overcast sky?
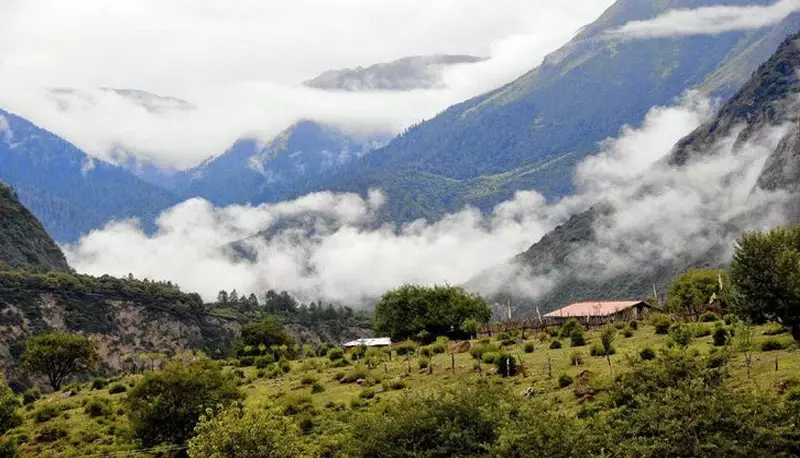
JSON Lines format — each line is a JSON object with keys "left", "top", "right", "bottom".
{"left": 0, "top": 0, "right": 614, "bottom": 168}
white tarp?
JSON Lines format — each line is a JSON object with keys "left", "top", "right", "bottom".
{"left": 342, "top": 337, "right": 392, "bottom": 347}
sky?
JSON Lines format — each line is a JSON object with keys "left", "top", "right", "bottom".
{"left": 0, "top": 0, "right": 615, "bottom": 168}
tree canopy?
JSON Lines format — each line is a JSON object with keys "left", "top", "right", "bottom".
{"left": 730, "top": 225, "right": 800, "bottom": 340}
{"left": 126, "top": 358, "right": 241, "bottom": 448}
{"left": 665, "top": 268, "right": 730, "bottom": 316}
{"left": 237, "top": 317, "right": 295, "bottom": 355}
{"left": 22, "top": 332, "right": 99, "bottom": 390}
{"left": 374, "top": 285, "right": 491, "bottom": 340}
{"left": 0, "top": 374, "right": 20, "bottom": 435}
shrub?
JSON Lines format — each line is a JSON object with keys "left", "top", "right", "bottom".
{"left": 570, "top": 329, "right": 586, "bottom": 347}
{"left": 622, "top": 325, "right": 634, "bottom": 338}
{"left": 327, "top": 348, "right": 345, "bottom": 361}
{"left": 590, "top": 344, "right": 616, "bottom": 357}
{"left": 300, "top": 375, "right": 316, "bottom": 386}
{"left": 712, "top": 325, "right": 730, "bottom": 347}
{"left": 254, "top": 355, "right": 275, "bottom": 369}
{"left": 706, "top": 350, "right": 728, "bottom": 369}
{"left": 482, "top": 352, "right": 500, "bottom": 365}
{"left": 0, "top": 377, "right": 20, "bottom": 436}
{"left": 394, "top": 341, "right": 418, "bottom": 357}
{"left": 559, "top": 318, "right": 583, "bottom": 338}
{"left": 700, "top": 312, "right": 720, "bottom": 322}
{"left": 350, "top": 346, "right": 367, "bottom": 361}
{"left": 359, "top": 389, "right": 376, "bottom": 400}
{"left": 388, "top": 378, "right": 406, "bottom": 390}
{"left": 549, "top": 341, "right": 562, "bottom": 350}
{"left": 91, "top": 378, "right": 108, "bottom": 390}
{"left": 724, "top": 314, "right": 736, "bottom": 325}
{"left": 639, "top": 347, "right": 656, "bottom": 361}
{"left": 22, "top": 389, "right": 40, "bottom": 405}
{"left": 340, "top": 366, "right": 369, "bottom": 384}
{"left": 36, "top": 424, "right": 67, "bottom": 443}
{"left": 34, "top": 405, "right": 58, "bottom": 423}
{"left": 523, "top": 342, "right": 535, "bottom": 353}
{"left": 418, "top": 358, "right": 430, "bottom": 370}
{"left": 668, "top": 323, "right": 693, "bottom": 348}
{"left": 629, "top": 320, "right": 638, "bottom": 330}
{"left": 84, "top": 397, "right": 111, "bottom": 418}
{"left": 693, "top": 324, "right": 712, "bottom": 338}
{"left": 283, "top": 394, "right": 315, "bottom": 416}
{"left": 500, "top": 338, "right": 517, "bottom": 348}
{"left": 763, "top": 323, "right": 787, "bottom": 336}
{"left": 311, "top": 382, "right": 325, "bottom": 394}
{"left": 558, "top": 374, "right": 574, "bottom": 388}
{"left": 108, "top": 384, "right": 127, "bottom": 395}
{"left": 332, "top": 359, "right": 350, "bottom": 368}
{"left": 650, "top": 314, "right": 672, "bottom": 334}
{"left": 569, "top": 350, "right": 584, "bottom": 366}
{"left": 238, "top": 356, "right": 254, "bottom": 367}
{"left": 495, "top": 354, "right": 517, "bottom": 377}
{"left": 279, "top": 359, "right": 292, "bottom": 374}
{"left": 126, "top": 359, "right": 241, "bottom": 447}
{"left": 470, "top": 343, "right": 499, "bottom": 360}
{"left": 761, "top": 339, "right": 790, "bottom": 352}
{"left": 430, "top": 341, "right": 447, "bottom": 355}
{"left": 0, "top": 437, "right": 18, "bottom": 458}
{"left": 419, "top": 347, "right": 433, "bottom": 358}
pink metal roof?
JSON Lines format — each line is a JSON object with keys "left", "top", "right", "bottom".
{"left": 544, "top": 301, "right": 644, "bottom": 318}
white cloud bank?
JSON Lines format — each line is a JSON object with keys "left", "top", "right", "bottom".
{"left": 0, "top": 0, "right": 614, "bottom": 168}
{"left": 609, "top": 0, "right": 800, "bottom": 39}
{"left": 65, "top": 93, "right": 759, "bottom": 306}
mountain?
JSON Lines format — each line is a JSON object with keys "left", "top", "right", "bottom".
{"left": 178, "top": 120, "right": 389, "bottom": 206}
{"left": 474, "top": 26, "right": 800, "bottom": 314}
{"left": 0, "top": 108, "right": 179, "bottom": 242}
{"left": 0, "top": 182, "right": 70, "bottom": 271}
{"left": 298, "top": 0, "right": 800, "bottom": 222}
{"left": 49, "top": 87, "right": 195, "bottom": 114}
{"left": 304, "top": 54, "right": 487, "bottom": 91}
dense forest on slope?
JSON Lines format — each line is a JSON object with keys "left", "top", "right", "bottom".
{"left": 477, "top": 27, "right": 800, "bottom": 315}
{"left": 0, "top": 109, "right": 179, "bottom": 242}
{"left": 0, "top": 184, "right": 69, "bottom": 272}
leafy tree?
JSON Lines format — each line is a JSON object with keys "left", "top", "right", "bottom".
{"left": 666, "top": 269, "right": 730, "bottom": 316}
{"left": 126, "top": 358, "right": 241, "bottom": 447}
{"left": 22, "top": 332, "right": 99, "bottom": 390}
{"left": 374, "top": 285, "right": 491, "bottom": 340}
{"left": 237, "top": 317, "right": 295, "bottom": 357}
{"left": 0, "top": 374, "right": 20, "bottom": 435}
{"left": 460, "top": 317, "right": 479, "bottom": 339}
{"left": 730, "top": 225, "right": 800, "bottom": 341}
{"left": 187, "top": 403, "right": 308, "bottom": 458}
{"left": 600, "top": 324, "right": 616, "bottom": 376}
{"left": 668, "top": 323, "right": 693, "bottom": 349}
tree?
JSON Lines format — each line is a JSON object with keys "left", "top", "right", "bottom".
{"left": 666, "top": 269, "right": 730, "bottom": 317}
{"left": 374, "top": 285, "right": 491, "bottom": 340}
{"left": 22, "top": 332, "right": 99, "bottom": 390}
{"left": 237, "top": 317, "right": 295, "bottom": 357}
{"left": 600, "top": 325, "right": 616, "bottom": 376}
{"left": 126, "top": 358, "right": 240, "bottom": 447}
{"left": 0, "top": 374, "right": 20, "bottom": 435}
{"left": 187, "top": 403, "right": 308, "bottom": 458}
{"left": 730, "top": 225, "right": 800, "bottom": 341}
{"left": 460, "top": 317, "right": 479, "bottom": 339}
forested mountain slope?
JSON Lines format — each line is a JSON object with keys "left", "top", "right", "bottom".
{"left": 300, "top": 0, "right": 800, "bottom": 221}
{"left": 0, "top": 108, "right": 179, "bottom": 242}
{"left": 477, "top": 27, "right": 800, "bottom": 314}
{"left": 0, "top": 183, "right": 69, "bottom": 272}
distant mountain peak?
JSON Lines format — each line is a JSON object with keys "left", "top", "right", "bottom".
{"left": 304, "top": 54, "right": 487, "bottom": 92}
{"left": 48, "top": 87, "right": 195, "bottom": 114}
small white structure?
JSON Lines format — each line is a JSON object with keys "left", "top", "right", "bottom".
{"left": 342, "top": 337, "right": 392, "bottom": 348}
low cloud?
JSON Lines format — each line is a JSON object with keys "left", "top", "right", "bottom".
{"left": 608, "top": 0, "right": 800, "bottom": 39}
{"left": 65, "top": 93, "right": 735, "bottom": 306}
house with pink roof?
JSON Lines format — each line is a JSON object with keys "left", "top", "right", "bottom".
{"left": 544, "top": 300, "right": 652, "bottom": 324}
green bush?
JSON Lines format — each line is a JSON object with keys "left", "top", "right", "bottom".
{"left": 559, "top": 318, "right": 583, "bottom": 338}
{"left": 629, "top": 320, "right": 638, "bottom": 330}
{"left": 36, "top": 424, "right": 67, "bottom": 443}
{"left": 763, "top": 323, "right": 787, "bottom": 336}
{"left": 469, "top": 343, "right": 499, "bottom": 360}
{"left": 388, "top": 378, "right": 406, "bottom": 390}
{"left": 495, "top": 354, "right": 517, "bottom": 377}
{"left": 569, "top": 350, "right": 584, "bottom": 366}
{"left": 84, "top": 397, "right": 111, "bottom": 418}
{"left": 359, "top": 388, "right": 376, "bottom": 400}
{"left": 761, "top": 339, "right": 790, "bottom": 352}
{"left": 558, "top": 374, "right": 574, "bottom": 388}
{"left": 394, "top": 341, "right": 418, "bottom": 357}
{"left": 282, "top": 394, "right": 315, "bottom": 416}
{"left": 639, "top": 347, "right": 656, "bottom": 361}
{"left": 699, "top": 312, "right": 720, "bottom": 322}
{"left": 712, "top": 325, "right": 730, "bottom": 347}
{"left": 590, "top": 344, "right": 616, "bottom": 357}
{"left": 549, "top": 341, "right": 562, "bottom": 350}
{"left": 108, "top": 383, "right": 127, "bottom": 395}
{"left": 668, "top": 323, "right": 693, "bottom": 348}
{"left": 482, "top": 352, "right": 500, "bottom": 365}
{"left": 339, "top": 366, "right": 369, "bottom": 384}
{"left": 311, "top": 382, "right": 325, "bottom": 394}
{"left": 327, "top": 348, "right": 345, "bottom": 361}
{"left": 0, "top": 437, "right": 19, "bottom": 458}
{"left": 693, "top": 324, "right": 712, "bottom": 338}
{"left": 90, "top": 377, "right": 108, "bottom": 390}
{"left": 570, "top": 329, "right": 586, "bottom": 347}
{"left": 650, "top": 314, "right": 672, "bottom": 334}
{"left": 238, "top": 356, "right": 254, "bottom": 367}
{"left": 254, "top": 355, "right": 275, "bottom": 369}
{"left": 418, "top": 358, "right": 430, "bottom": 370}
{"left": 279, "top": 359, "right": 292, "bottom": 374}
{"left": 300, "top": 375, "right": 316, "bottom": 386}
{"left": 430, "top": 341, "right": 447, "bottom": 354}
{"left": 523, "top": 342, "right": 535, "bottom": 353}
{"left": 622, "top": 325, "right": 634, "bottom": 338}
{"left": 419, "top": 346, "right": 433, "bottom": 358}
{"left": 22, "top": 389, "right": 40, "bottom": 405}
{"left": 34, "top": 405, "right": 58, "bottom": 423}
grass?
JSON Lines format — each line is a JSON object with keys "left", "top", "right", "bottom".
{"left": 7, "top": 323, "right": 799, "bottom": 457}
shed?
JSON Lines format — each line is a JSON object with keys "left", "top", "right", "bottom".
{"left": 544, "top": 300, "right": 651, "bottom": 325}
{"left": 342, "top": 337, "right": 392, "bottom": 348}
